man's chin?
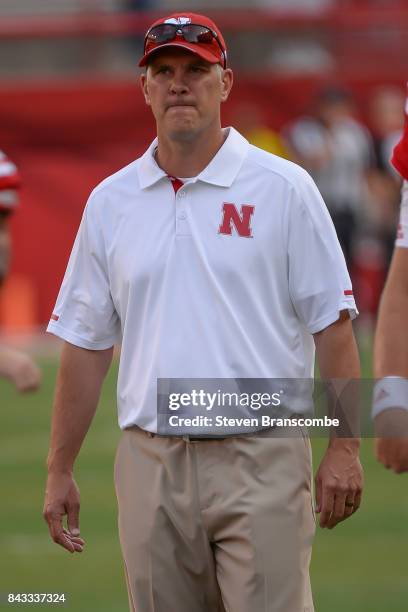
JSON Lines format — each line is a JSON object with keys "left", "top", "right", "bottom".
{"left": 167, "top": 123, "right": 201, "bottom": 143}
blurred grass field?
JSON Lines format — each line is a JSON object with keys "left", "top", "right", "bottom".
{"left": 1, "top": 348, "right": 408, "bottom": 611}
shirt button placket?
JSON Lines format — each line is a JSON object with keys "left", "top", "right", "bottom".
{"left": 176, "top": 189, "right": 190, "bottom": 236}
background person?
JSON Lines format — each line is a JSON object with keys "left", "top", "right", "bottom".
{"left": 373, "top": 84, "right": 408, "bottom": 473}
{"left": 284, "top": 87, "right": 374, "bottom": 266}
{"left": 366, "top": 86, "right": 405, "bottom": 267}
{"left": 0, "top": 150, "right": 41, "bottom": 393}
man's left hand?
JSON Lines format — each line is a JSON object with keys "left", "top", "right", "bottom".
{"left": 315, "top": 439, "right": 363, "bottom": 529}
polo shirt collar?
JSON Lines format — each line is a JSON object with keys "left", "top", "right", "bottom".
{"left": 137, "top": 138, "right": 166, "bottom": 190}
{"left": 198, "top": 127, "right": 249, "bottom": 187}
{"left": 137, "top": 127, "right": 249, "bottom": 190}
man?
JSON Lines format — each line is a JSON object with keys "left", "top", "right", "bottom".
{"left": 43, "top": 12, "right": 363, "bottom": 612}
{"left": 373, "top": 84, "right": 408, "bottom": 473}
{"left": 0, "top": 150, "right": 41, "bottom": 392}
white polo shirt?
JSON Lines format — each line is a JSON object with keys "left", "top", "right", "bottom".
{"left": 47, "top": 127, "right": 357, "bottom": 431}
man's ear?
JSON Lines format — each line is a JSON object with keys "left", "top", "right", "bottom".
{"left": 220, "top": 68, "right": 234, "bottom": 103}
{"left": 140, "top": 72, "right": 151, "bottom": 106}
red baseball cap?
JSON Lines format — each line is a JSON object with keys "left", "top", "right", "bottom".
{"left": 139, "top": 13, "right": 227, "bottom": 68}
{"left": 0, "top": 150, "right": 20, "bottom": 214}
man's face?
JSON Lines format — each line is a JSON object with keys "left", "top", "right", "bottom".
{"left": 140, "top": 48, "right": 233, "bottom": 142}
{"left": 0, "top": 213, "right": 11, "bottom": 286}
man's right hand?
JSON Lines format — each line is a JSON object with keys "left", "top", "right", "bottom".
{"left": 43, "top": 344, "right": 114, "bottom": 554}
{"left": 43, "top": 472, "right": 85, "bottom": 554}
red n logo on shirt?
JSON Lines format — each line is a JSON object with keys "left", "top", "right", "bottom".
{"left": 219, "top": 203, "right": 255, "bottom": 238}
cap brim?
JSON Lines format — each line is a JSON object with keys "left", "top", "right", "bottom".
{"left": 139, "top": 42, "right": 220, "bottom": 67}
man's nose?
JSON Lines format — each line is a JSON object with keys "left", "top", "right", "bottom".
{"left": 169, "top": 72, "right": 189, "bottom": 95}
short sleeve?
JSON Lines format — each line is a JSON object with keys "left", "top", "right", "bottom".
{"left": 287, "top": 169, "right": 358, "bottom": 334}
{"left": 395, "top": 180, "right": 408, "bottom": 249}
{"left": 46, "top": 192, "right": 121, "bottom": 349}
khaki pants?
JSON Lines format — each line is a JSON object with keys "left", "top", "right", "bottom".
{"left": 114, "top": 427, "right": 316, "bottom": 612}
